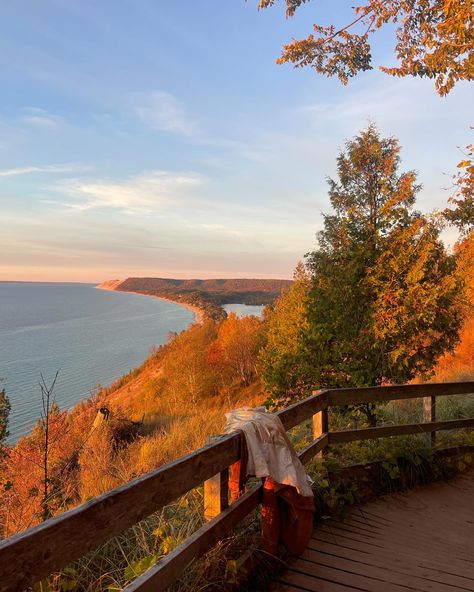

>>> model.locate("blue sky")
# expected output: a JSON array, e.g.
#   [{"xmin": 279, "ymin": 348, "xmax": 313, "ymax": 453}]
[{"xmin": 0, "ymin": 1, "xmax": 472, "ymax": 281}]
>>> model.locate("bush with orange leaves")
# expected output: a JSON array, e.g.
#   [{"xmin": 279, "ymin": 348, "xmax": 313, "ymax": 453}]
[{"xmin": 435, "ymin": 233, "xmax": 474, "ymax": 381}]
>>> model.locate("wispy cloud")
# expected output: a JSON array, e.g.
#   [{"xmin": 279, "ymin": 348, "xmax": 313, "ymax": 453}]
[
  {"xmin": 300, "ymin": 75, "xmax": 471, "ymax": 135},
  {"xmin": 0, "ymin": 163, "xmax": 89, "ymax": 178},
  {"xmin": 188, "ymin": 222, "xmax": 248, "ymax": 239},
  {"xmin": 54, "ymin": 169, "xmax": 205, "ymax": 214},
  {"xmin": 133, "ymin": 90, "xmax": 198, "ymax": 136},
  {"xmin": 21, "ymin": 107, "xmax": 65, "ymax": 128}
]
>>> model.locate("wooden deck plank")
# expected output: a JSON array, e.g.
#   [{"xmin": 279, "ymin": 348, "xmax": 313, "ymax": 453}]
[
  {"xmin": 299, "ymin": 549, "xmax": 471, "ymax": 592},
  {"xmin": 317, "ymin": 519, "xmax": 473, "ymax": 559},
  {"xmin": 308, "ymin": 535, "xmax": 474, "ymax": 579},
  {"xmin": 269, "ymin": 470, "xmax": 474, "ymax": 591},
  {"xmin": 303, "ymin": 542, "xmax": 474, "ymax": 590}
]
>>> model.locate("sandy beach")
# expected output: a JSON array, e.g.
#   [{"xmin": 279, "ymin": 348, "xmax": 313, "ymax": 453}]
[{"xmin": 96, "ymin": 282, "xmax": 204, "ymax": 325}]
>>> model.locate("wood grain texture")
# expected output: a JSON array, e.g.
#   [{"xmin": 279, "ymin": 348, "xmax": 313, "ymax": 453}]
[
  {"xmin": 328, "ymin": 417, "xmax": 474, "ymax": 444},
  {"xmin": 327, "ymin": 381, "xmax": 474, "ymax": 407},
  {"xmin": 312, "ymin": 406, "xmax": 329, "ymax": 459},
  {"xmin": 1, "ymin": 381, "xmax": 473, "ymax": 591},
  {"xmin": 423, "ymin": 395, "xmax": 437, "ymax": 447},
  {"xmin": 0, "ymin": 432, "xmax": 241, "ymax": 592},
  {"xmin": 277, "ymin": 390, "xmax": 328, "ymax": 430},
  {"xmin": 204, "ymin": 468, "xmax": 229, "ymax": 521},
  {"xmin": 298, "ymin": 434, "xmax": 329, "ymax": 465},
  {"xmin": 123, "ymin": 485, "xmax": 262, "ymax": 592},
  {"xmin": 270, "ymin": 469, "xmax": 474, "ymax": 591}
]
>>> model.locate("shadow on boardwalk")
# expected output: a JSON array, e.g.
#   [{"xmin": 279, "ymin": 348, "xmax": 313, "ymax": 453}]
[{"xmin": 271, "ymin": 469, "xmax": 474, "ymax": 591}]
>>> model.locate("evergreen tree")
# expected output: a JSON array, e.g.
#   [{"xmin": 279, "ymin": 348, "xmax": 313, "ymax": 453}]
[{"xmin": 304, "ymin": 125, "xmax": 462, "ymax": 423}]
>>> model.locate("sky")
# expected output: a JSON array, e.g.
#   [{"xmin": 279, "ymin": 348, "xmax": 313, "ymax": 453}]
[{"xmin": 0, "ymin": 1, "xmax": 472, "ymax": 282}]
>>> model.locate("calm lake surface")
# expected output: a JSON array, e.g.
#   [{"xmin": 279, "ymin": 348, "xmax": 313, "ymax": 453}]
[
  {"xmin": 0, "ymin": 283, "xmax": 194, "ymax": 442},
  {"xmin": 223, "ymin": 303, "xmax": 264, "ymax": 317}
]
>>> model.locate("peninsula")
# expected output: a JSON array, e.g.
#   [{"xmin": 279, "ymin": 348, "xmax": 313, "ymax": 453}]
[{"xmin": 97, "ymin": 277, "xmax": 292, "ymax": 321}]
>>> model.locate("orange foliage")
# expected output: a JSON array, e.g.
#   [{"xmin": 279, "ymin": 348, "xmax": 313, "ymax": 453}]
[
  {"xmin": 434, "ymin": 233, "xmax": 474, "ymax": 381},
  {"xmin": 216, "ymin": 313, "xmax": 265, "ymax": 387},
  {"xmin": 0, "ymin": 314, "xmax": 268, "ymax": 537}
]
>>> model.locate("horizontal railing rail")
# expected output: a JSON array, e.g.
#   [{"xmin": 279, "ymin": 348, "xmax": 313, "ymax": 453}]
[{"xmin": 0, "ymin": 381, "xmax": 472, "ymax": 592}]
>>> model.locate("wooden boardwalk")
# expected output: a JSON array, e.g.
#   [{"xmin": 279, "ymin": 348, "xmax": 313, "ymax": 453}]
[{"xmin": 271, "ymin": 470, "xmax": 474, "ymax": 592}]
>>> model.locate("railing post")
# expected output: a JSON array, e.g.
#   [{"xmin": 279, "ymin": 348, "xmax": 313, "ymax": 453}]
[
  {"xmin": 423, "ymin": 395, "xmax": 436, "ymax": 447},
  {"xmin": 312, "ymin": 391, "xmax": 329, "ymax": 458},
  {"xmin": 204, "ymin": 468, "xmax": 229, "ymax": 521}
]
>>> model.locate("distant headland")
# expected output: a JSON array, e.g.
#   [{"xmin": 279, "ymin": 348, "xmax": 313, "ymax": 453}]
[{"xmin": 96, "ymin": 277, "xmax": 292, "ymax": 321}]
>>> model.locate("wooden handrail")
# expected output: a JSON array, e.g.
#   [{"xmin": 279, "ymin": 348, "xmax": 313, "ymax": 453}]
[
  {"xmin": 326, "ymin": 381, "xmax": 474, "ymax": 406},
  {"xmin": 0, "ymin": 432, "xmax": 242, "ymax": 591},
  {"xmin": 329, "ymin": 417, "xmax": 474, "ymax": 444},
  {"xmin": 0, "ymin": 381, "xmax": 472, "ymax": 592}
]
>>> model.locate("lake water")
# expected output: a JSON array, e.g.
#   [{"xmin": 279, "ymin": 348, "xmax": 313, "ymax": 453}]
[
  {"xmin": 0, "ymin": 283, "xmax": 194, "ymax": 442},
  {"xmin": 223, "ymin": 303, "xmax": 264, "ymax": 317}
]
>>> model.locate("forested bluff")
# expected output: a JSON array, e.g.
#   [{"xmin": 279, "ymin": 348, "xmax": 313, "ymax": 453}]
[{"xmin": 98, "ymin": 277, "xmax": 293, "ymax": 321}]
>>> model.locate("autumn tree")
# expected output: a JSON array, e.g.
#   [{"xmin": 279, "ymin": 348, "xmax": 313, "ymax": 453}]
[
  {"xmin": 304, "ymin": 125, "xmax": 462, "ymax": 423},
  {"xmin": 161, "ymin": 322, "xmax": 219, "ymax": 408},
  {"xmin": 443, "ymin": 141, "xmax": 474, "ymax": 234},
  {"xmin": 258, "ymin": 0, "xmax": 473, "ymax": 95},
  {"xmin": 434, "ymin": 233, "xmax": 474, "ymax": 381},
  {"xmin": 260, "ymin": 262, "xmax": 312, "ymax": 408},
  {"xmin": 216, "ymin": 313, "xmax": 265, "ymax": 387}
]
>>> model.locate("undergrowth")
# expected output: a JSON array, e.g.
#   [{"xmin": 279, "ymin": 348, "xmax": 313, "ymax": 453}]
[{"xmin": 32, "ymin": 393, "xmax": 474, "ymax": 592}]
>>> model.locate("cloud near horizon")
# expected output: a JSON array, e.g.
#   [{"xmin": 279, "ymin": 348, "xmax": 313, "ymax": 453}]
[{"xmin": 53, "ymin": 170, "xmax": 206, "ymax": 214}]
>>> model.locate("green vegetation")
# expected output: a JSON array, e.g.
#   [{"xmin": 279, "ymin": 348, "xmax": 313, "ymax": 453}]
[{"xmin": 263, "ymin": 126, "xmax": 464, "ymax": 421}]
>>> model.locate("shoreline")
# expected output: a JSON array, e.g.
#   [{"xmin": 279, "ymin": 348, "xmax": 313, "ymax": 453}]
[{"xmin": 96, "ymin": 284, "xmax": 204, "ymax": 325}]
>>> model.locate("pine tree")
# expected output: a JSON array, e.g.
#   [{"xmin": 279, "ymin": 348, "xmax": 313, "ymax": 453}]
[{"xmin": 304, "ymin": 125, "xmax": 463, "ymax": 423}]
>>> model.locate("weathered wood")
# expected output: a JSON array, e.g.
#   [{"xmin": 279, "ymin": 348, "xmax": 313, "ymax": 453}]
[
  {"xmin": 1, "ymin": 381, "xmax": 473, "ymax": 592},
  {"xmin": 270, "ymin": 470, "xmax": 474, "ymax": 591},
  {"xmin": 423, "ymin": 395, "xmax": 437, "ymax": 447},
  {"xmin": 123, "ymin": 485, "xmax": 262, "ymax": 592},
  {"xmin": 204, "ymin": 468, "xmax": 229, "ymax": 521},
  {"xmin": 278, "ymin": 390, "xmax": 328, "ymax": 430},
  {"xmin": 312, "ymin": 395, "xmax": 329, "ymax": 459},
  {"xmin": 0, "ymin": 432, "xmax": 241, "ymax": 592},
  {"xmin": 298, "ymin": 434, "xmax": 329, "ymax": 465},
  {"xmin": 328, "ymin": 417, "xmax": 474, "ymax": 444},
  {"xmin": 327, "ymin": 382, "xmax": 474, "ymax": 407}
]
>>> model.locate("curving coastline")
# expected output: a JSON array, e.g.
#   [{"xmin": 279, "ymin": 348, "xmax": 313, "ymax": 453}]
[{"xmin": 96, "ymin": 280, "xmax": 204, "ymax": 325}]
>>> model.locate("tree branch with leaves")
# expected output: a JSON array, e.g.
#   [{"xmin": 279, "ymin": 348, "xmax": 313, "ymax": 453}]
[{"xmin": 258, "ymin": 0, "xmax": 473, "ymax": 95}]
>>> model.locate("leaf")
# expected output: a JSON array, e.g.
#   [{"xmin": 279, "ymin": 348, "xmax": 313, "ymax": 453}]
[{"xmin": 124, "ymin": 555, "xmax": 157, "ymax": 580}]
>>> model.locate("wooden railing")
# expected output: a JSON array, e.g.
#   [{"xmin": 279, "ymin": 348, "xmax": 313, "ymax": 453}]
[{"xmin": 0, "ymin": 381, "xmax": 473, "ymax": 592}]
